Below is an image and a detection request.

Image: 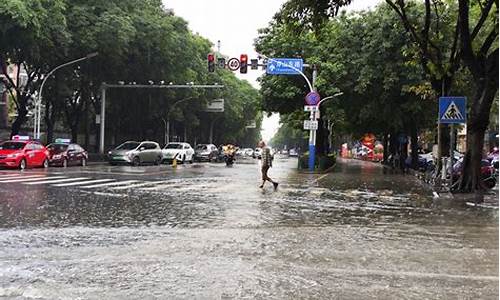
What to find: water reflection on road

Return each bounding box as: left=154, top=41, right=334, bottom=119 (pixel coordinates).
left=0, top=157, right=497, bottom=299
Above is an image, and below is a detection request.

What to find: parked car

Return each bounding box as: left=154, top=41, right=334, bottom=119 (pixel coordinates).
left=289, top=148, right=299, bottom=157
left=0, top=136, right=49, bottom=170
left=108, top=141, right=162, bottom=166
left=47, top=139, right=88, bottom=167
left=253, top=147, right=262, bottom=159
left=194, top=144, right=218, bottom=162
left=243, top=148, right=254, bottom=157
left=162, top=142, right=194, bottom=164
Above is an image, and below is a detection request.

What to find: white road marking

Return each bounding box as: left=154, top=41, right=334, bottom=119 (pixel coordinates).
left=0, top=174, right=23, bottom=178
left=110, top=181, right=164, bottom=190
left=25, top=177, right=89, bottom=185
left=0, top=175, right=46, bottom=182
left=140, top=182, right=176, bottom=191
left=53, top=179, right=115, bottom=187
left=80, top=180, right=139, bottom=189
left=3, top=176, right=66, bottom=183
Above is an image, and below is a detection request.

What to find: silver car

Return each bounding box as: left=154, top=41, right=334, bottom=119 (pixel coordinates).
left=108, top=141, right=162, bottom=166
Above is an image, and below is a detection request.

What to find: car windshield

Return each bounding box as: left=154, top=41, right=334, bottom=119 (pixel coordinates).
left=116, top=142, right=140, bottom=150
left=0, top=142, right=25, bottom=150
left=47, top=144, right=68, bottom=151
left=165, top=143, right=182, bottom=149
left=196, top=145, right=207, bottom=150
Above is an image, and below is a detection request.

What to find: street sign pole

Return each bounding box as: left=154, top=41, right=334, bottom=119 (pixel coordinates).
left=308, top=65, right=318, bottom=171
left=438, top=96, right=467, bottom=188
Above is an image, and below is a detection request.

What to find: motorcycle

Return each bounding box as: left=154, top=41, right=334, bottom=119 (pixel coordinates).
left=224, top=153, right=235, bottom=166
left=452, top=158, right=497, bottom=189
left=222, top=145, right=237, bottom=167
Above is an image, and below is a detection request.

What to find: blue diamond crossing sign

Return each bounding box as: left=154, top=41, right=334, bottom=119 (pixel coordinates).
left=266, top=58, right=303, bottom=75
left=439, top=97, right=466, bottom=124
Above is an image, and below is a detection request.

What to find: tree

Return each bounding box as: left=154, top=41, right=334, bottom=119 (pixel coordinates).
left=386, top=0, right=499, bottom=192
left=456, top=0, right=498, bottom=191
left=0, top=0, right=69, bottom=137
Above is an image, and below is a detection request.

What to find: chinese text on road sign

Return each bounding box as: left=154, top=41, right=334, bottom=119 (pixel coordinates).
left=266, top=58, right=304, bottom=75
left=304, top=120, right=318, bottom=130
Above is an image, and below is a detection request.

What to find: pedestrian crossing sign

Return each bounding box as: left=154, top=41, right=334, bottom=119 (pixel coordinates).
left=439, top=97, right=466, bottom=124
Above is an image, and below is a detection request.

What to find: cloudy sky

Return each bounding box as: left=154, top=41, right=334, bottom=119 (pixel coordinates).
left=163, top=0, right=382, bottom=141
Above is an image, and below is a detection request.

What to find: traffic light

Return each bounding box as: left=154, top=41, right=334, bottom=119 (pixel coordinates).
left=208, top=53, right=215, bottom=72
left=240, top=54, right=248, bottom=73
left=217, top=58, right=226, bottom=69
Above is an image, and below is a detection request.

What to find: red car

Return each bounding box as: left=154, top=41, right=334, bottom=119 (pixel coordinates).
left=47, top=141, right=88, bottom=167
left=0, top=139, right=50, bottom=170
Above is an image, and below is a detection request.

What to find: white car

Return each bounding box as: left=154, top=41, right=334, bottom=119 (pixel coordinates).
left=162, top=142, right=194, bottom=164
left=289, top=148, right=298, bottom=157
left=253, top=148, right=262, bottom=159
left=243, top=148, right=254, bottom=157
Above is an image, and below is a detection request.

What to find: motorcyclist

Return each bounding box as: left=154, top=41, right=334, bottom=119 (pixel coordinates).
left=223, top=144, right=238, bottom=165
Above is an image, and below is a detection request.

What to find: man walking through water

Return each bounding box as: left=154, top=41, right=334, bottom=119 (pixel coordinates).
left=258, top=140, right=278, bottom=190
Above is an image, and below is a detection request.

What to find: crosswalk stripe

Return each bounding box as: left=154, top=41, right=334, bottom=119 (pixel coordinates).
left=0, top=174, right=23, bottom=178
left=0, top=175, right=46, bottom=181
left=0, top=176, right=66, bottom=183
left=25, top=177, right=89, bottom=185
left=53, top=179, right=115, bottom=187
left=0, top=175, right=48, bottom=182
left=81, top=180, right=139, bottom=189
left=110, top=181, right=164, bottom=190
left=140, top=182, right=176, bottom=191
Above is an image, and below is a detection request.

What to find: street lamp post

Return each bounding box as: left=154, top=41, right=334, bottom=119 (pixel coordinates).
left=34, top=52, right=98, bottom=140
left=165, top=97, right=195, bottom=144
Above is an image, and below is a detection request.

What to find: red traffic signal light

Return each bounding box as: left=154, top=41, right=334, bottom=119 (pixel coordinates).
left=208, top=53, right=215, bottom=72
left=240, top=54, right=248, bottom=74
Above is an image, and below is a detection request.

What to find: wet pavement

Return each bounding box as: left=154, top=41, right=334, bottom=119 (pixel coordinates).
left=0, top=157, right=498, bottom=299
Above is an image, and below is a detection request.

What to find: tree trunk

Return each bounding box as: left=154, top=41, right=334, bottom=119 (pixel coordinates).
left=10, top=107, right=27, bottom=138
left=383, top=133, right=389, bottom=163
left=71, top=124, right=78, bottom=143
left=457, top=78, right=497, bottom=193
left=410, top=126, right=419, bottom=170
left=315, top=117, right=327, bottom=156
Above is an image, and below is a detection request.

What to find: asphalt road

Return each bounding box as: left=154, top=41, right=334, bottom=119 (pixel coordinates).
left=0, top=157, right=498, bottom=299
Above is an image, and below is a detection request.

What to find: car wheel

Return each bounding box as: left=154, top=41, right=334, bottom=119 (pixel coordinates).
left=42, top=159, right=49, bottom=169
left=133, top=156, right=141, bottom=166
left=154, top=156, right=161, bottom=165
left=19, top=159, right=27, bottom=170
left=63, top=158, right=68, bottom=168
left=81, top=157, right=87, bottom=167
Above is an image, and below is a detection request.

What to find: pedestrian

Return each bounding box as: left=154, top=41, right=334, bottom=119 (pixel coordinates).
left=258, top=140, right=278, bottom=190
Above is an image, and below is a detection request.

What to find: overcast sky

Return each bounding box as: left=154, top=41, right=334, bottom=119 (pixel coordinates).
left=163, top=0, right=382, bottom=142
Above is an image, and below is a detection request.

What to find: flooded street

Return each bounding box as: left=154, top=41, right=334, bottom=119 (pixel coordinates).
left=0, top=157, right=498, bottom=299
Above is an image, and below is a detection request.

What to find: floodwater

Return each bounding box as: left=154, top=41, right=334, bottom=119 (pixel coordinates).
left=0, top=157, right=497, bottom=299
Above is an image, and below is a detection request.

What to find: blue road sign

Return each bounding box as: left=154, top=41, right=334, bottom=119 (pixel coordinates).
left=266, top=58, right=304, bottom=75
left=439, top=97, right=467, bottom=124
left=305, top=91, right=321, bottom=105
